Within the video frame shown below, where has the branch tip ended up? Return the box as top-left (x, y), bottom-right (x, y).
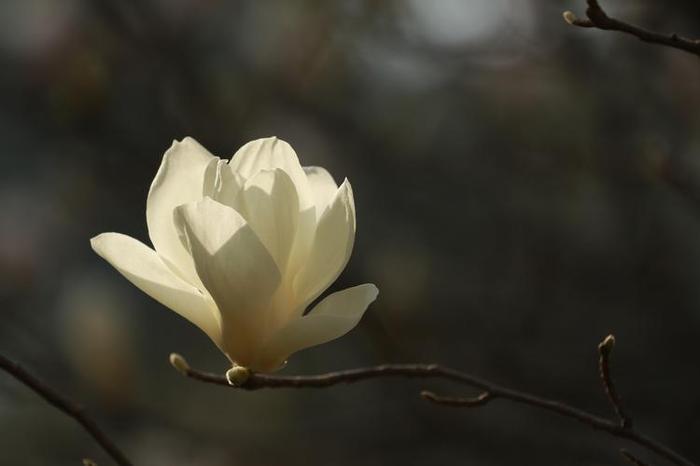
top-left (563, 10), bottom-right (592, 27)
top-left (169, 353), bottom-right (190, 376)
top-left (563, 11), bottom-right (577, 25)
top-left (597, 334), bottom-right (632, 429)
top-left (599, 334), bottom-right (616, 355)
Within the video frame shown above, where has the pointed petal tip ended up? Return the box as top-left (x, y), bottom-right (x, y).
top-left (337, 178), bottom-right (354, 199)
top-left (176, 136), bottom-right (196, 144)
top-left (166, 136), bottom-right (206, 155)
top-left (367, 283), bottom-right (379, 301)
top-left (89, 235), bottom-right (101, 253)
top-left (90, 232), bottom-right (114, 254)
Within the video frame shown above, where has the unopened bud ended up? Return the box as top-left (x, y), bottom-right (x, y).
top-left (169, 353), bottom-right (190, 375)
top-left (226, 365), bottom-right (251, 387)
top-left (562, 11), bottom-right (578, 25)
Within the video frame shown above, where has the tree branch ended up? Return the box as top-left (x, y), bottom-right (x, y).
top-left (170, 336), bottom-right (695, 466)
top-left (563, 0), bottom-right (700, 58)
top-left (0, 354), bottom-right (132, 466)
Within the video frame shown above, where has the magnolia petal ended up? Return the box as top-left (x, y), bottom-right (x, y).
top-left (238, 169), bottom-right (299, 274)
top-left (304, 166), bottom-right (338, 219)
top-left (90, 233), bottom-right (221, 342)
top-left (257, 284), bottom-right (378, 371)
top-left (203, 158), bottom-right (245, 208)
top-left (146, 137), bottom-right (216, 287)
top-left (174, 198), bottom-right (281, 363)
top-left (293, 179), bottom-right (356, 308)
top-left (229, 137), bottom-right (312, 210)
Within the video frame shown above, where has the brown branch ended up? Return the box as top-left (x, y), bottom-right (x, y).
top-left (563, 0), bottom-right (700, 57)
top-left (0, 354), bottom-right (132, 466)
top-left (598, 334), bottom-right (632, 428)
top-left (170, 342), bottom-right (696, 466)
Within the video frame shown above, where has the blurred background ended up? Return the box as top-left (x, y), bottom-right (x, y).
top-left (1, 0), bottom-right (699, 464)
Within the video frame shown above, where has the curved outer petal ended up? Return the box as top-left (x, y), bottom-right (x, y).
top-left (293, 179), bottom-right (356, 309)
top-left (304, 166), bottom-right (338, 219)
top-left (90, 233), bottom-right (221, 343)
top-left (255, 284), bottom-right (379, 371)
top-left (174, 198), bottom-right (281, 365)
top-left (236, 169), bottom-right (299, 275)
top-left (147, 137), bottom-right (216, 287)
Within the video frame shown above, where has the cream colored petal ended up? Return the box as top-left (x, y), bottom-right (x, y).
top-left (256, 284), bottom-right (378, 371)
top-left (228, 137), bottom-right (312, 210)
top-left (293, 179), bottom-right (356, 308)
top-left (90, 233), bottom-right (220, 343)
top-left (237, 169), bottom-right (299, 275)
top-left (146, 137), bottom-right (216, 287)
top-left (174, 198), bottom-right (281, 364)
top-left (203, 158), bottom-right (245, 208)
top-left (304, 166), bottom-right (338, 218)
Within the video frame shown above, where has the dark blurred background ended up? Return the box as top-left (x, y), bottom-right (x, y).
top-left (1, 0), bottom-right (699, 465)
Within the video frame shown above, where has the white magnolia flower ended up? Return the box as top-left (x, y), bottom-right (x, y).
top-left (91, 137), bottom-right (378, 372)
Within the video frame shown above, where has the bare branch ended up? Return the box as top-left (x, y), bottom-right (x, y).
top-left (0, 354), bottom-right (132, 466)
top-left (563, 0), bottom-right (700, 57)
top-left (598, 334), bottom-right (632, 428)
top-left (170, 341), bottom-right (696, 466)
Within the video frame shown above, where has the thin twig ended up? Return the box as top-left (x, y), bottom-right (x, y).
top-left (421, 390), bottom-right (493, 407)
top-left (598, 334), bottom-right (632, 428)
top-left (622, 449), bottom-right (654, 466)
top-left (563, 0), bottom-right (700, 57)
top-left (0, 354), bottom-right (132, 466)
top-left (170, 347), bottom-right (695, 466)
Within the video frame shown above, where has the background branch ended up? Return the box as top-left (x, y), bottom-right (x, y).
top-left (563, 0), bottom-right (700, 57)
top-left (170, 336), bottom-right (695, 466)
top-left (0, 354), bottom-right (132, 466)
